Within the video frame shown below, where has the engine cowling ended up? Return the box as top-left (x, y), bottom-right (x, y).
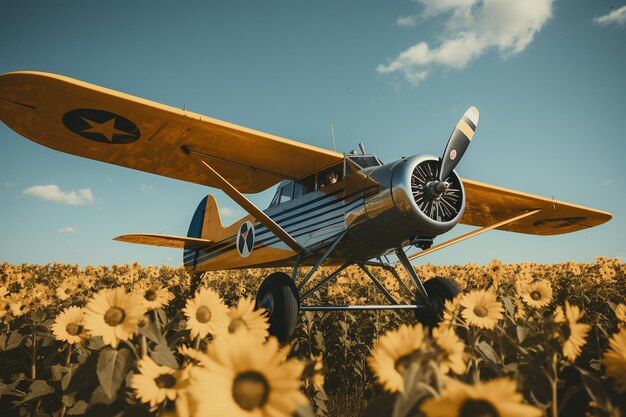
top-left (347, 154), bottom-right (465, 253)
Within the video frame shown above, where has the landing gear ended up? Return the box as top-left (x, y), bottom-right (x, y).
top-left (414, 277), bottom-right (460, 328)
top-left (255, 272), bottom-right (300, 344)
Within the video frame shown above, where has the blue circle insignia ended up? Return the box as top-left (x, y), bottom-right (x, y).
top-left (62, 108), bottom-right (140, 144)
top-left (236, 221), bottom-right (255, 258)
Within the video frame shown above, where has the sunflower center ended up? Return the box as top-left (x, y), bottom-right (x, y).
top-left (104, 307), bottom-right (126, 326)
top-left (473, 305), bottom-right (489, 318)
top-left (65, 323), bottom-right (82, 336)
top-left (394, 352), bottom-right (416, 375)
top-left (232, 371), bottom-right (270, 411)
top-left (144, 289), bottom-right (158, 301)
top-left (228, 317), bottom-right (248, 333)
top-left (530, 290), bottom-right (542, 301)
top-left (154, 373), bottom-right (176, 389)
top-left (195, 306), bottom-right (212, 323)
top-left (459, 399), bottom-right (500, 417)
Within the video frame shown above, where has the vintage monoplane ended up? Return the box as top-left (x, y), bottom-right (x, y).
top-left (0, 72), bottom-right (612, 342)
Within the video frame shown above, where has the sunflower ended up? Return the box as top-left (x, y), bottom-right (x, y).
top-left (615, 303), bottom-right (626, 326)
top-left (225, 296), bottom-right (269, 343)
top-left (83, 287), bottom-right (146, 348)
top-left (433, 326), bottom-right (466, 375)
top-left (178, 344), bottom-right (210, 367)
top-left (134, 282), bottom-right (173, 310)
top-left (602, 328), bottom-right (626, 392)
top-left (459, 290), bottom-right (504, 330)
top-left (368, 323), bottom-right (426, 393)
top-left (183, 287), bottom-right (229, 340)
top-left (51, 306), bottom-right (88, 344)
top-left (131, 356), bottom-right (187, 408)
top-left (519, 280), bottom-right (553, 308)
top-left (442, 296), bottom-right (462, 327)
top-left (302, 354), bottom-right (324, 391)
top-left (421, 378), bottom-right (542, 417)
top-left (561, 301), bottom-right (591, 362)
top-left (186, 334), bottom-right (307, 417)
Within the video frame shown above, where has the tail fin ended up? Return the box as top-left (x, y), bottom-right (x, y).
top-left (201, 195), bottom-right (224, 240)
top-left (187, 195), bottom-right (225, 241)
top-left (185, 195), bottom-right (225, 270)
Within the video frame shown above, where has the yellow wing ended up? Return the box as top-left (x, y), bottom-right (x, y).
top-left (113, 234), bottom-right (214, 249)
top-left (461, 178), bottom-right (612, 235)
top-left (0, 71), bottom-right (343, 193)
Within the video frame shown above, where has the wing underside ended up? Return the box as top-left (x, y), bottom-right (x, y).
top-left (0, 71), bottom-right (343, 193)
top-left (114, 234), bottom-right (214, 249)
top-left (460, 178), bottom-right (612, 235)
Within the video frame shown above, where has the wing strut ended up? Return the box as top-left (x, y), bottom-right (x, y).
top-left (408, 209), bottom-right (542, 260)
top-left (181, 146), bottom-right (305, 254)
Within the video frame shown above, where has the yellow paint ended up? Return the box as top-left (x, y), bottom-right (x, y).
top-left (456, 119), bottom-right (475, 141)
top-left (0, 71), bottom-right (343, 193)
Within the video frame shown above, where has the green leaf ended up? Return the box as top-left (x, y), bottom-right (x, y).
top-left (516, 325), bottom-right (529, 343)
top-left (2, 331), bottom-right (25, 351)
top-left (501, 295), bottom-right (515, 318)
top-left (477, 340), bottom-right (500, 365)
top-left (151, 344), bottom-right (178, 368)
top-left (68, 400), bottom-right (89, 415)
top-left (14, 380), bottom-right (54, 405)
top-left (96, 347), bottom-right (132, 398)
top-left (139, 320), bottom-right (166, 345)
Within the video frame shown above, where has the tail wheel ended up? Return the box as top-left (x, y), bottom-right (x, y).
top-left (255, 272), bottom-right (300, 344)
top-left (415, 277), bottom-right (460, 328)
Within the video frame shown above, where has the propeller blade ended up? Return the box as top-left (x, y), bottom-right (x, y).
top-left (438, 106), bottom-right (479, 181)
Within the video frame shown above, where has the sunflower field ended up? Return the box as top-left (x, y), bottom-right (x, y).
top-left (0, 258), bottom-right (625, 417)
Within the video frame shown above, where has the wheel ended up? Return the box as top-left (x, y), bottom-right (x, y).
top-left (255, 272), bottom-right (300, 344)
top-left (414, 277), bottom-right (460, 328)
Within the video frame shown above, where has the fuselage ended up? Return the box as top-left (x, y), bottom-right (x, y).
top-left (184, 153), bottom-right (465, 272)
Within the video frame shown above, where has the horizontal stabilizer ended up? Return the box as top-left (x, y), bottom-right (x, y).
top-left (114, 233), bottom-right (214, 249)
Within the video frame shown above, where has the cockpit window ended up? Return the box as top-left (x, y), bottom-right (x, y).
top-left (293, 175), bottom-right (315, 198)
top-left (316, 162), bottom-right (344, 189)
top-left (347, 155), bottom-right (382, 169)
top-left (278, 182), bottom-right (293, 204)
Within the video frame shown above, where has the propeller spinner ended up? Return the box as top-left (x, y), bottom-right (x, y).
top-left (427, 106), bottom-right (479, 199)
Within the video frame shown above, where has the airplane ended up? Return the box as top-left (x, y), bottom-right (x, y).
top-left (0, 71), bottom-right (612, 343)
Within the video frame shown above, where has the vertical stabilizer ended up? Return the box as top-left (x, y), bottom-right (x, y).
top-left (201, 195), bottom-right (224, 240)
top-left (184, 195), bottom-right (225, 269)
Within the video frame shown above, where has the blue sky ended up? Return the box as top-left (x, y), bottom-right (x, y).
top-left (1, 0), bottom-right (624, 267)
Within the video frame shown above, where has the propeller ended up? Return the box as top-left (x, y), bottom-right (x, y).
top-left (438, 106), bottom-right (479, 181)
top-left (426, 106), bottom-right (479, 199)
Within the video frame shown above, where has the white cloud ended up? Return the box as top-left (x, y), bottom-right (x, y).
top-left (378, 0), bottom-right (554, 86)
top-left (219, 206), bottom-right (242, 217)
top-left (397, 15), bottom-right (418, 28)
top-left (58, 226), bottom-right (76, 233)
top-left (593, 6), bottom-right (626, 26)
top-left (140, 184), bottom-right (155, 194)
top-left (22, 185), bottom-right (94, 205)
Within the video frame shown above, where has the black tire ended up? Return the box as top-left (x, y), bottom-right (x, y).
top-left (414, 277), bottom-right (460, 328)
top-left (256, 272), bottom-right (300, 344)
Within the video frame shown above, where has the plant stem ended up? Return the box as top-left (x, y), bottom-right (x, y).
top-left (31, 323), bottom-right (37, 380)
top-left (550, 352), bottom-right (558, 417)
top-left (140, 335), bottom-right (148, 358)
top-left (194, 335), bottom-right (201, 350)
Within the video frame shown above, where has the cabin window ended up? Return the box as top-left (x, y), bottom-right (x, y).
top-left (293, 175), bottom-right (315, 198)
top-left (317, 163), bottom-right (343, 189)
top-left (347, 156), bottom-right (381, 169)
top-left (278, 182), bottom-right (294, 204)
